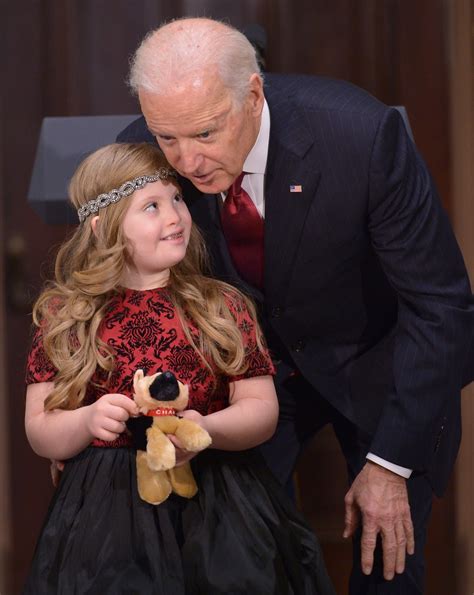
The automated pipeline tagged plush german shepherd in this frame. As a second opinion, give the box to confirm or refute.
[127,370,212,505]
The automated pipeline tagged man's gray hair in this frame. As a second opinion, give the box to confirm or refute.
[128,18,263,104]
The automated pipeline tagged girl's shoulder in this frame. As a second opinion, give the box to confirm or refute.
[220,286,254,320]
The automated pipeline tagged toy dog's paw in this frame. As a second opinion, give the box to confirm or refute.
[146,430,176,470]
[168,464,198,499]
[175,418,212,452]
[136,452,172,505]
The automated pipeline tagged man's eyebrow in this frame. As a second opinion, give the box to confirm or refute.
[146,113,226,138]
[147,126,172,137]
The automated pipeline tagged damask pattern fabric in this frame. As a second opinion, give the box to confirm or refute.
[26,287,274,422]
[23,288,336,594]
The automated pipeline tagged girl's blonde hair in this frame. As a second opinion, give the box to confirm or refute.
[33,142,262,411]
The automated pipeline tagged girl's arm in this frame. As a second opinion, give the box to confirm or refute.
[178,375,278,452]
[25,382,138,461]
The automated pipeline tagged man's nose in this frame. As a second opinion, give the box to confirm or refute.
[177,141,204,174]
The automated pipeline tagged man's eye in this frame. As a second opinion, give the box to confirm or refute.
[198,130,211,139]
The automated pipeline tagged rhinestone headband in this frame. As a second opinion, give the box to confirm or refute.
[77,168,178,223]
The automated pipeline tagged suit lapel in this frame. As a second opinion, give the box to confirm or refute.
[263,92,321,300]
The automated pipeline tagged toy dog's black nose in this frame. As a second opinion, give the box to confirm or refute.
[149,371,179,401]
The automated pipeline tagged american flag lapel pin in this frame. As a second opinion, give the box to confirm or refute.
[289,184,302,193]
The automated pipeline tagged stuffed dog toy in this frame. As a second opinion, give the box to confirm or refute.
[127,369,212,505]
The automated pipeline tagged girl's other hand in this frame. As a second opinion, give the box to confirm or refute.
[169,409,209,466]
[178,408,207,427]
[84,394,138,442]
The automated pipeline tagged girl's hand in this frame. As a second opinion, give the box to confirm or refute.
[169,409,209,466]
[178,409,207,426]
[84,393,138,442]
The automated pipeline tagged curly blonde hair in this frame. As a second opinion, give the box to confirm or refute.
[33,143,262,411]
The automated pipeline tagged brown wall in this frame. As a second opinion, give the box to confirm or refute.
[0,61,11,593]
[449,1,474,592]
[0,1,469,593]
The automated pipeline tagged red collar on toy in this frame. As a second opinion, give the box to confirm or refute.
[146,407,177,417]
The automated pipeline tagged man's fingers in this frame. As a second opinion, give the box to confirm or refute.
[343,491,360,538]
[404,515,415,556]
[395,521,407,575]
[381,527,398,580]
[360,523,378,575]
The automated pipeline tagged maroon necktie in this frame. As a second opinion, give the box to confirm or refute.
[220,173,264,289]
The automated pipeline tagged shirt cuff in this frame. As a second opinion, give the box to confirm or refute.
[366,453,413,479]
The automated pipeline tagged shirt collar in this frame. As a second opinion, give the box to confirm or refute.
[243,99,270,175]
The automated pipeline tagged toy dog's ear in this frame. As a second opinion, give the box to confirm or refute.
[134,369,145,394]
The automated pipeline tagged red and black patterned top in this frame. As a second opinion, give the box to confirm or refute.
[26,287,274,446]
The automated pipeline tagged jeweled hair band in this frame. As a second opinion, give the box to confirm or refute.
[77,168,178,223]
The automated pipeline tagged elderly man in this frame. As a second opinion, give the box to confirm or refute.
[118,17,474,594]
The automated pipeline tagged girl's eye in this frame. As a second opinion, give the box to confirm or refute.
[174,193,183,202]
[145,202,158,212]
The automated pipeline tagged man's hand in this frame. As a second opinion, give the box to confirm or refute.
[343,461,415,580]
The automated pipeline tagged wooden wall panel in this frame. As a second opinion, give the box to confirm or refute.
[449,0,474,592]
[2,5,70,592]
[268,0,379,83]
[0,1,462,592]
[395,0,451,209]
[40,0,182,115]
[1,3,187,592]
[0,18,11,590]
[266,0,451,210]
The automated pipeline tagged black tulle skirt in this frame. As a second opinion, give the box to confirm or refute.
[23,447,335,595]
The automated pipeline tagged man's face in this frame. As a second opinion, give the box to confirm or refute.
[138,72,264,193]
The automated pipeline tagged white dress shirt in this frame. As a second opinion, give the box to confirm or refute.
[226,99,412,479]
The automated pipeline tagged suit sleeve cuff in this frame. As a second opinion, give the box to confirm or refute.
[366,453,413,478]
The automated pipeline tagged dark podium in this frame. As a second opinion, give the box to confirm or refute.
[27,115,140,225]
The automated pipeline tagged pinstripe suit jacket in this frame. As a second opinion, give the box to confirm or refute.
[117,73,474,495]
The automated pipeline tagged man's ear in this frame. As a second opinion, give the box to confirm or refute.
[90,215,100,237]
[247,73,264,117]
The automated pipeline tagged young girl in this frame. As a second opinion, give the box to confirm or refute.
[24,142,334,594]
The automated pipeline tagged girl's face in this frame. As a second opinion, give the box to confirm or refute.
[120,179,192,289]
